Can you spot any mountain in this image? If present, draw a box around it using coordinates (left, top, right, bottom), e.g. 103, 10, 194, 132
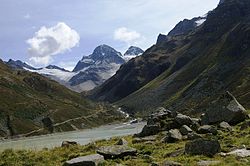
168, 16, 206, 37
88, 0, 250, 116
6, 59, 37, 70
123, 46, 144, 62
69, 45, 125, 91
5, 45, 144, 93
0, 60, 123, 138
73, 44, 125, 72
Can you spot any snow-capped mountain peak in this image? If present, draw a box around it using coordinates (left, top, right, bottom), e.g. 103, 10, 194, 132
123, 46, 144, 62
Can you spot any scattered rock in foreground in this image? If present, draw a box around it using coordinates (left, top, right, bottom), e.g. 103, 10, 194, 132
185, 138, 221, 157
162, 160, 182, 166
97, 145, 137, 159
163, 129, 182, 143
227, 148, 250, 158
64, 154, 104, 166
197, 160, 221, 166
132, 135, 157, 144
180, 125, 193, 135
61, 141, 78, 148
218, 121, 232, 131
135, 125, 160, 137
198, 125, 218, 135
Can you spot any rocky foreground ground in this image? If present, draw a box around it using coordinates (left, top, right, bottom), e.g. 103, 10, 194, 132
0, 92, 250, 166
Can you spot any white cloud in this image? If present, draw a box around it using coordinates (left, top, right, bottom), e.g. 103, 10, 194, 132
114, 27, 142, 45
27, 22, 80, 66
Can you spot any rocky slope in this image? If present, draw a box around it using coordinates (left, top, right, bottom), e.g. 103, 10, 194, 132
0, 60, 123, 138
88, 0, 250, 116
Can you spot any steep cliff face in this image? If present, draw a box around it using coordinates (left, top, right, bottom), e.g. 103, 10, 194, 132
88, 0, 250, 116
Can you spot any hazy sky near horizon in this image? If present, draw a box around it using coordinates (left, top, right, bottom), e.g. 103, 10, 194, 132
0, 0, 219, 70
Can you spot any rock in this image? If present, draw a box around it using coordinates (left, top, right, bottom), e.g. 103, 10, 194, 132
227, 148, 250, 158
185, 139, 221, 157
116, 138, 128, 146
187, 133, 203, 140
219, 121, 232, 131
163, 129, 182, 143
174, 114, 193, 126
61, 141, 78, 148
162, 161, 182, 166
64, 154, 104, 166
198, 125, 218, 135
147, 107, 171, 125
197, 160, 221, 166
201, 92, 248, 125
180, 125, 193, 135
97, 145, 137, 159
136, 125, 160, 137
132, 135, 157, 144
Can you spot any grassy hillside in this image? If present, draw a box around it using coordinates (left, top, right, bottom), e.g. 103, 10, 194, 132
0, 60, 123, 137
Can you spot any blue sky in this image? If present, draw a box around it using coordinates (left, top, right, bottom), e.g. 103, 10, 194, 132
0, 0, 219, 70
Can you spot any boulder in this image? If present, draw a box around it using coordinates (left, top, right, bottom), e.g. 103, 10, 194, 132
162, 161, 182, 166
97, 145, 137, 159
218, 122, 232, 131
116, 138, 128, 146
132, 135, 156, 144
64, 154, 104, 166
227, 148, 250, 158
198, 125, 218, 135
201, 92, 247, 125
163, 129, 182, 143
185, 139, 221, 157
174, 114, 193, 126
187, 133, 203, 140
197, 160, 221, 166
62, 141, 78, 148
136, 125, 160, 137
180, 125, 193, 135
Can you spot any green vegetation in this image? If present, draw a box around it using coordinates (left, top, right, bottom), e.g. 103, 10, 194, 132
0, 61, 123, 137
1, 120, 250, 166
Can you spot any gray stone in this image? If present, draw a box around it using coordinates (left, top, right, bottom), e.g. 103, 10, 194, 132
64, 154, 104, 166
163, 129, 182, 143
219, 121, 232, 131
197, 160, 221, 166
198, 125, 218, 135
97, 145, 137, 159
132, 135, 157, 144
180, 125, 193, 135
187, 133, 203, 140
164, 149, 184, 157
174, 114, 193, 126
201, 92, 247, 125
116, 138, 128, 146
162, 161, 182, 166
227, 148, 250, 158
62, 141, 78, 148
136, 125, 160, 137
185, 139, 221, 157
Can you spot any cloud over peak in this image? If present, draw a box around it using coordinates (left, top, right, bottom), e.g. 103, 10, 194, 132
27, 22, 80, 66
114, 27, 142, 45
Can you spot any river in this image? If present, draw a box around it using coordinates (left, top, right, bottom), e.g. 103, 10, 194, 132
0, 122, 145, 151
